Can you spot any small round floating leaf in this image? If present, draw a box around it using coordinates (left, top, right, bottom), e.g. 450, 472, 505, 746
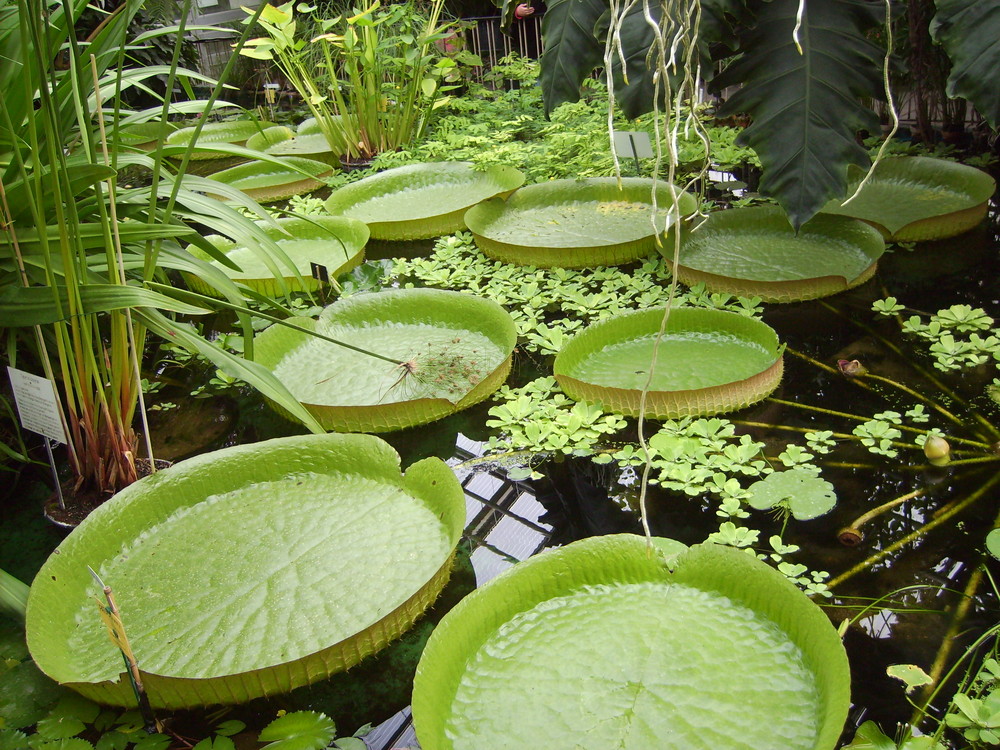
821, 156, 996, 241
413, 535, 850, 750
747, 469, 837, 520
25, 434, 465, 709
676, 206, 885, 302
258, 711, 336, 750
554, 307, 783, 418
254, 288, 517, 432
986, 529, 1000, 561
466, 177, 697, 268
210, 157, 333, 203
324, 162, 525, 240
184, 216, 369, 297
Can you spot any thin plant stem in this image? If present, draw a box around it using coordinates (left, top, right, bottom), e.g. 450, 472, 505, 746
827, 470, 1000, 590
843, 487, 927, 534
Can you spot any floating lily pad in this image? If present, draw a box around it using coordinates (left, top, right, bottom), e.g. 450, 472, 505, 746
324, 162, 525, 241
209, 157, 333, 203
25, 433, 465, 709
554, 307, 783, 418
254, 288, 517, 432
166, 120, 273, 160
184, 216, 369, 297
821, 156, 996, 241
413, 535, 850, 750
676, 206, 885, 302
247, 126, 340, 166
466, 177, 697, 268
116, 121, 178, 152
747, 469, 837, 520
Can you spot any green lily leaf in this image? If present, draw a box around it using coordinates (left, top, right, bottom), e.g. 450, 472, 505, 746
931, 0, 1000, 129
986, 528, 1000, 560
413, 536, 850, 749
713, 0, 884, 229
885, 664, 933, 694
747, 469, 836, 520
259, 712, 336, 750
25, 434, 465, 708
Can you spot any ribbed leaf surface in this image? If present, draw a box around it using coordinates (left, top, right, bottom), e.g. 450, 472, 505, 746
931, 0, 1000, 129
26, 434, 464, 708
413, 535, 850, 750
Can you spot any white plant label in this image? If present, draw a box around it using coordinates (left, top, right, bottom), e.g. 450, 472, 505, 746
612, 130, 654, 159
7, 366, 67, 444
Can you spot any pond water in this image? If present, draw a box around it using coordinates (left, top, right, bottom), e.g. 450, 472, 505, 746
2, 196, 998, 746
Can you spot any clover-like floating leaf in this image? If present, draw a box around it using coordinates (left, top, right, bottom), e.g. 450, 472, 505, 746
209, 157, 333, 203
676, 206, 885, 302
747, 469, 836, 520
25, 434, 465, 709
324, 162, 525, 240
466, 177, 697, 268
554, 307, 783, 418
254, 288, 517, 432
822, 157, 996, 241
184, 216, 369, 297
413, 535, 850, 750
258, 712, 336, 750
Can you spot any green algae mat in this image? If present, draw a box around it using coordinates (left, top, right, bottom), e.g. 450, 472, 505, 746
413, 535, 850, 750
25, 434, 465, 709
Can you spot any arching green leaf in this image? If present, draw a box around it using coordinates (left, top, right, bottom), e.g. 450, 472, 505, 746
931, 0, 1000, 129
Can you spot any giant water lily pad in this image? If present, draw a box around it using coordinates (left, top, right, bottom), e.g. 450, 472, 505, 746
247, 126, 340, 165
166, 120, 273, 160
209, 156, 333, 203
413, 534, 850, 750
821, 156, 996, 241
25, 433, 465, 709
254, 288, 517, 432
676, 206, 885, 302
466, 177, 697, 268
554, 307, 783, 418
324, 162, 525, 241
184, 216, 369, 297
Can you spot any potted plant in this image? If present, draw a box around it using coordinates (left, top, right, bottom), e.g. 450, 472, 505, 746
240, 0, 460, 164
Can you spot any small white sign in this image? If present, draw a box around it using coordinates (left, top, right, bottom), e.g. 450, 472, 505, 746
7, 367, 67, 444
612, 130, 654, 160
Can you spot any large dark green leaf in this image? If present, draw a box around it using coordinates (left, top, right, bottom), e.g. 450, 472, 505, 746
539, 0, 607, 115
714, 0, 885, 229
931, 0, 1000, 128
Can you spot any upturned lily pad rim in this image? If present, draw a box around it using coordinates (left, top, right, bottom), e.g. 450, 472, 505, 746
323, 161, 526, 241
183, 216, 369, 297
209, 156, 333, 203
466, 176, 698, 268
675, 206, 885, 303
554, 307, 783, 418
821, 156, 996, 239
412, 534, 850, 750
253, 288, 517, 433
25, 433, 465, 709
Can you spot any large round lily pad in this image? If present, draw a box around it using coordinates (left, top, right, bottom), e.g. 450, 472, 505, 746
323, 162, 526, 241
247, 126, 340, 166
166, 120, 274, 160
466, 177, 697, 268
184, 216, 369, 297
821, 156, 996, 241
413, 535, 851, 750
210, 156, 333, 203
25, 433, 465, 709
554, 307, 783, 418
676, 206, 886, 302
254, 288, 517, 432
